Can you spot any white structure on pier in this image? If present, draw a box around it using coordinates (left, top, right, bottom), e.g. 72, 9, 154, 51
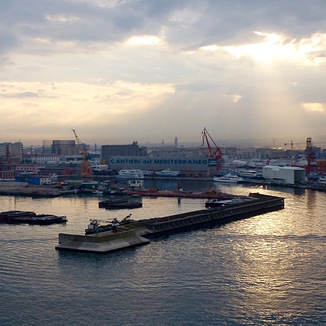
263, 166, 305, 185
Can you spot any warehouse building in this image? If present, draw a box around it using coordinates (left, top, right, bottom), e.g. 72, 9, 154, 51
109, 156, 217, 177
263, 166, 306, 185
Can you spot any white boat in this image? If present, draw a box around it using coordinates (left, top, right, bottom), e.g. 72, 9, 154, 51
318, 175, 326, 185
213, 173, 244, 184
141, 170, 154, 176
237, 169, 264, 179
116, 169, 144, 179
156, 169, 180, 177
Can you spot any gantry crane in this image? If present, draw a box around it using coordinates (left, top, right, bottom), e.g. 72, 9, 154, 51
71, 129, 92, 177
201, 127, 223, 170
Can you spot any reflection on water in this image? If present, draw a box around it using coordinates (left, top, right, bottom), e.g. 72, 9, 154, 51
1, 180, 326, 325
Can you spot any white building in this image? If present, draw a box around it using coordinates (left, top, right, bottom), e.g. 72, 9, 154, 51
263, 166, 306, 185
32, 154, 61, 164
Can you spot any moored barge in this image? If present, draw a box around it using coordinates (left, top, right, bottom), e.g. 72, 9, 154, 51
0, 210, 67, 225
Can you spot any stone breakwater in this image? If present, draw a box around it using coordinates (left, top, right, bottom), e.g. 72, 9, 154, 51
56, 193, 284, 254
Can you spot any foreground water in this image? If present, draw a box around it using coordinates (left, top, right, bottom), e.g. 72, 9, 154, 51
1, 180, 326, 325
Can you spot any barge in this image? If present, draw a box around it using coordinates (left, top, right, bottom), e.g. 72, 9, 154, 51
99, 199, 142, 209
0, 210, 67, 225
56, 193, 284, 253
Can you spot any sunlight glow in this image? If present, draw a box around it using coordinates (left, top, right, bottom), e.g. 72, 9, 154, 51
126, 35, 163, 46
200, 32, 326, 65
0, 81, 175, 132
224, 31, 301, 63
303, 103, 325, 113
233, 95, 242, 103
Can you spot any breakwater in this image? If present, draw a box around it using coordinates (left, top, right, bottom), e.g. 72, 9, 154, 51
56, 193, 284, 253
143, 193, 284, 236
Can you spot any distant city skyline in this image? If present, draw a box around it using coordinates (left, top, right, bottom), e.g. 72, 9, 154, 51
21, 136, 325, 152
1, 1, 326, 146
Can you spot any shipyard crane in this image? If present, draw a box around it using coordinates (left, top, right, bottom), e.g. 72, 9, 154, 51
305, 137, 316, 162
201, 127, 223, 170
284, 140, 305, 150
71, 129, 92, 177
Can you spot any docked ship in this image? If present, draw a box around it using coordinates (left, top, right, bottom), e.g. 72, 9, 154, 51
213, 173, 244, 184
237, 169, 264, 179
318, 175, 326, 185
99, 198, 142, 209
156, 169, 180, 177
116, 169, 144, 179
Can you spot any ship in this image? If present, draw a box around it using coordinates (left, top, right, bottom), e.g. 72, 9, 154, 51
116, 169, 144, 179
155, 169, 180, 177
213, 173, 244, 184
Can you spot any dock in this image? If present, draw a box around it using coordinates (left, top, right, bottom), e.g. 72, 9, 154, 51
56, 193, 284, 253
56, 228, 150, 253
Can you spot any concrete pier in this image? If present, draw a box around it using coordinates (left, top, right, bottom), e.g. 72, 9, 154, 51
55, 228, 150, 253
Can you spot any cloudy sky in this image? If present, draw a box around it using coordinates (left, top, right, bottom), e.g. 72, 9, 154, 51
1, 0, 326, 147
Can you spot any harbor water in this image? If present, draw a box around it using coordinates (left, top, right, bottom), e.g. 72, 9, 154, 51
1, 180, 326, 325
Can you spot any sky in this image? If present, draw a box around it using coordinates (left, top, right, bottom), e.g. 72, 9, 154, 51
1, 0, 326, 148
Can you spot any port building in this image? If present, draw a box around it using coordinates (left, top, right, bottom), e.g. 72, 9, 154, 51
109, 156, 217, 177
263, 166, 305, 185
101, 142, 217, 176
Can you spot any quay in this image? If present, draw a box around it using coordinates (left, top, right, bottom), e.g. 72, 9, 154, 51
0, 183, 60, 197
55, 193, 284, 253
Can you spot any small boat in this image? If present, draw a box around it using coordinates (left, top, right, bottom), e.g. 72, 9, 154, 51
116, 169, 144, 179
141, 170, 154, 176
213, 173, 244, 184
156, 169, 180, 177
85, 219, 112, 235
205, 198, 234, 208
205, 197, 243, 208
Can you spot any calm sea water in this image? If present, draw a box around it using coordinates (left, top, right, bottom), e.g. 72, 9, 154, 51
1, 180, 326, 325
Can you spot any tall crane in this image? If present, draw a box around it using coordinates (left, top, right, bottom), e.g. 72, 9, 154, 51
71, 129, 92, 177
201, 127, 223, 170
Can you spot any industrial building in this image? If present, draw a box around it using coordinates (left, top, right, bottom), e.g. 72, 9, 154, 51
101, 142, 147, 165
42, 140, 76, 155
109, 156, 217, 177
263, 166, 306, 185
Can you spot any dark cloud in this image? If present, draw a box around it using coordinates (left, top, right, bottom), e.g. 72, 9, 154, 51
1, 0, 326, 53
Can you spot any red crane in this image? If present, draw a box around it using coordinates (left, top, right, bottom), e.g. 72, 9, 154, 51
201, 127, 223, 170
72, 129, 92, 177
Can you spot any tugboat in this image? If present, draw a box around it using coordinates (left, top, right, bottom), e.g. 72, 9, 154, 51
85, 219, 112, 235
85, 214, 135, 235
